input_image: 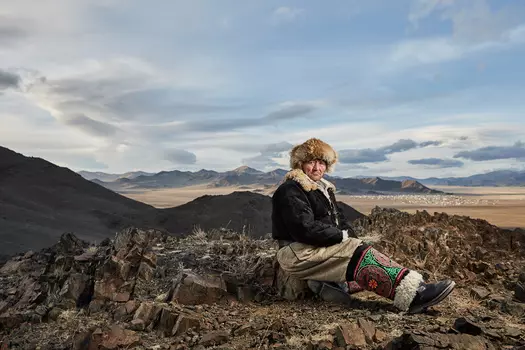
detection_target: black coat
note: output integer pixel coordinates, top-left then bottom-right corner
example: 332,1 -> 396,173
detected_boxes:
272,178 -> 356,247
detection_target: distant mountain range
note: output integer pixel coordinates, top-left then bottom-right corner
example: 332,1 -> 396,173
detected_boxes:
378,169 -> 525,187
79,170 -> 155,182
80,165 -> 441,194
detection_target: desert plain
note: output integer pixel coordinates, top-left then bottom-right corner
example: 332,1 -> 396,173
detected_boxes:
123,185 -> 525,230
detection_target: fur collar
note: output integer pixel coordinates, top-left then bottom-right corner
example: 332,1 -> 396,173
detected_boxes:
284,169 -> 336,192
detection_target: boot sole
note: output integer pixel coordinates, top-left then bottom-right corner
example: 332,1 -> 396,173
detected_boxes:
408,281 -> 456,314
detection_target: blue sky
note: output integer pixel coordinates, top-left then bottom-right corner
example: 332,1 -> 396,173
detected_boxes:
1,0 -> 525,178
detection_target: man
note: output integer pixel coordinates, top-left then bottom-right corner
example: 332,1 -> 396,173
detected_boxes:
272,138 -> 455,313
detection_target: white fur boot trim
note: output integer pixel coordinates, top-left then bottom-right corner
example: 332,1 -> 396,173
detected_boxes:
393,270 -> 424,311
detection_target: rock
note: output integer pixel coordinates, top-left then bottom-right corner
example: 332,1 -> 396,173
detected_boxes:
199,330 -> 230,347
335,323 -> 366,348
234,323 -> 255,336
470,286 -> 490,300
504,327 -> 522,338
47,307 -> 63,321
59,273 -> 92,307
519,269 -> 525,283
453,317 -> 483,336
357,318 -> 376,344
94,228 -> 160,302
129,318 -> 145,331
387,331 -> 494,350
133,301 -> 162,326
0,301 -> 9,314
316,340 -> 333,349
0,311 -> 24,329
157,308 -> 178,336
374,329 -> 387,343
171,273 -> 227,305
155,293 -> 168,303
100,325 -> 141,349
173,312 -> 201,336
0,260 -> 24,274
88,299 -> 105,315
124,300 -> 138,314
514,282 -> 525,303
501,300 -> 525,317
113,305 -> 128,321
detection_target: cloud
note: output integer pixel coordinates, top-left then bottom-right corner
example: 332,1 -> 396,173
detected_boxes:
339,148 -> 388,164
260,141 -> 293,156
63,114 -> 120,138
419,140 -> 442,147
453,141 -> 525,161
408,157 -> 464,168
395,0 -> 525,68
272,7 -> 305,22
265,104 -> 316,121
164,149 -> 197,165
380,139 -> 418,154
241,154 -> 280,169
0,69 -> 20,90
169,102 -> 317,134
338,139 -> 441,164
408,0 -> 453,28
0,23 -> 28,45
241,141 -> 293,169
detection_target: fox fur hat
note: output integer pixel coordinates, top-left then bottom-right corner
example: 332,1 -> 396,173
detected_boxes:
289,138 -> 338,172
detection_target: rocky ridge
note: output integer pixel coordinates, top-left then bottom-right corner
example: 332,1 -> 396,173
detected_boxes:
1,208 -> 525,349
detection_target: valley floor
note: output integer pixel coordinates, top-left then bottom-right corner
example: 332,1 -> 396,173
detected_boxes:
122,185 -> 525,229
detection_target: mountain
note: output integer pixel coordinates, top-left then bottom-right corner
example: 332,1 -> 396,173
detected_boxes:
79,170 -> 154,182
156,191 -> 365,237
0,146 -> 159,257
89,167 -> 439,194
0,146 -> 367,258
380,170 -> 525,187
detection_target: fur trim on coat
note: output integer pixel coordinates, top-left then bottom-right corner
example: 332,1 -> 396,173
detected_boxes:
289,138 -> 338,172
284,169 -> 336,192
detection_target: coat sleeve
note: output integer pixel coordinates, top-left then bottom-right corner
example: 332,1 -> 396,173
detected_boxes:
273,183 -> 343,247
336,203 -> 357,238
328,189 -> 357,238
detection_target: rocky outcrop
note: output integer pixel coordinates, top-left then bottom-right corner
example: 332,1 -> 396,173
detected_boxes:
2,208 -> 525,349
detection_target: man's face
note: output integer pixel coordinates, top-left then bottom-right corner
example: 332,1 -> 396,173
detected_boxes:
302,159 -> 327,181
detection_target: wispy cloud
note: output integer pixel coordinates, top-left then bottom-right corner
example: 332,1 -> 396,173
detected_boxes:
339,139 -> 442,164
164,149 -> 197,165
454,141 -> 525,161
63,114 -> 120,138
242,141 -> 293,169
391,0 -> 525,69
272,7 -> 305,23
0,69 -> 20,90
408,157 -> 464,168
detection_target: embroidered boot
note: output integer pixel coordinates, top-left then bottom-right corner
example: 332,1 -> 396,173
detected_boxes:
346,244 -> 455,313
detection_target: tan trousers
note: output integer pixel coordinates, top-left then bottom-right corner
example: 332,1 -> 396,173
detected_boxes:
276,238 -> 363,282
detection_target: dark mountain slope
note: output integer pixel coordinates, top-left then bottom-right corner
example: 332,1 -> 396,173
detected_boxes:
157,191 -> 365,238
0,146 -> 158,256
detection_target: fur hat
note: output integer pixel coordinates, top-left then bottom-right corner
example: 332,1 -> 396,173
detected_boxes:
289,138 -> 338,172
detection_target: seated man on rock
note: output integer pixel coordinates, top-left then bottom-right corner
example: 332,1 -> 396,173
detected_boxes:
272,138 -> 455,314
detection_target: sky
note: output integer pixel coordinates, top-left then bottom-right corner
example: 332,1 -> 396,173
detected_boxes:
1,0 -> 525,178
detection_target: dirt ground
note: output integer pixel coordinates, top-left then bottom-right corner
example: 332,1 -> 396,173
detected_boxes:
123,185 -> 525,229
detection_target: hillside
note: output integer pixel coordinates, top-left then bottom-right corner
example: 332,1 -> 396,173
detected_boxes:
1,210 -> 524,348
0,146 -> 366,257
156,191 -> 364,237
0,146 -> 159,257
